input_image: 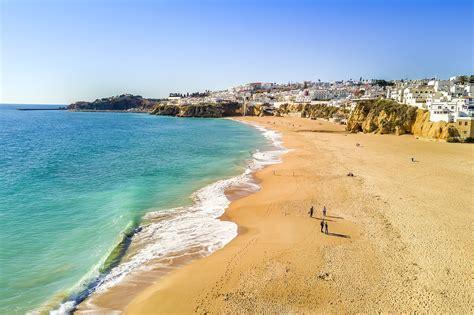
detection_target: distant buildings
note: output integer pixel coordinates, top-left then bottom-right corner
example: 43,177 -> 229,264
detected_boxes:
402,86 -> 434,108
162,75 -> 473,126
386,76 -> 474,123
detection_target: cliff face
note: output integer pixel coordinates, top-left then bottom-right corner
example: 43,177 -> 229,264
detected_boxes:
275,103 -> 346,120
411,110 -> 460,141
150,102 -> 346,119
69,95 -> 157,112
347,99 -> 461,141
347,99 -> 417,135
152,102 -> 243,118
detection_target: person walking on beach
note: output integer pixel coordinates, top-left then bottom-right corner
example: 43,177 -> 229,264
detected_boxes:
323,206 -> 327,217
324,221 -> 329,234
320,220 -> 324,233
309,205 -> 314,218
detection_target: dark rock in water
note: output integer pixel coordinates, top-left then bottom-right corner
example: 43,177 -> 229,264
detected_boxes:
134,226 -> 143,233
68,94 -> 158,112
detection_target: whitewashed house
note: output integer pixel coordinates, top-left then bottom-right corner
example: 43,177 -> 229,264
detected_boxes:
463,84 -> 473,97
309,88 -> 330,100
450,84 -> 465,97
427,92 -> 474,122
402,86 -> 433,108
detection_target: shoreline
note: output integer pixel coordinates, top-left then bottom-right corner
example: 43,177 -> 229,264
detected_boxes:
73,118 -> 287,313
124,116 -> 473,314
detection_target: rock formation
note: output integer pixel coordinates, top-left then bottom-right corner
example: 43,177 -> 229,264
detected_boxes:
151,102 -> 242,118
411,109 -> 460,141
68,94 -> 466,142
275,103 -> 347,120
347,99 -> 417,135
347,99 -> 461,141
69,94 -> 158,112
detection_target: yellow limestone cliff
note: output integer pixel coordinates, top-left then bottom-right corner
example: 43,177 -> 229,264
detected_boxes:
347,99 -> 462,141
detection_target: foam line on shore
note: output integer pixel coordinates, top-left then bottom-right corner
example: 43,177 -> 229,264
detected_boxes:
50,120 -> 287,314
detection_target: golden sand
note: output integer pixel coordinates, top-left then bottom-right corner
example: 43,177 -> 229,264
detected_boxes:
85,117 -> 474,313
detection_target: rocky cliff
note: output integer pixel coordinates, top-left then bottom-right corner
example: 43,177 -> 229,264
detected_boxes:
347,99 -> 461,141
275,103 -> 347,120
69,94 -> 158,112
411,109 -> 460,141
151,102 -> 242,118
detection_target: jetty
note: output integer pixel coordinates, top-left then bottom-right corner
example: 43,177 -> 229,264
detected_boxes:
16,108 -> 66,111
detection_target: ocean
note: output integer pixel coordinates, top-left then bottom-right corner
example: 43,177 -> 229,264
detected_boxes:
0,105 -> 285,314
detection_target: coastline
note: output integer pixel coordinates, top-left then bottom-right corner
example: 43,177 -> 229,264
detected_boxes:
73,118 -> 287,313
123,116 -> 473,314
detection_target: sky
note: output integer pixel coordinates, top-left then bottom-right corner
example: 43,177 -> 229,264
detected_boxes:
1,0 -> 473,104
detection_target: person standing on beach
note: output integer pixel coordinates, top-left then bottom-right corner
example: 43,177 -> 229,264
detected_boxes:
324,221 -> 329,234
320,220 -> 324,233
309,205 -> 314,218
323,206 -> 327,217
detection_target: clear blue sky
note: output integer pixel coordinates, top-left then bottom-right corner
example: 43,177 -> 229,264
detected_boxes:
1,0 -> 473,104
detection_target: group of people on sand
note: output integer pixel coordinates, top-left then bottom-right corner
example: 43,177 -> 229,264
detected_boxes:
308,205 -> 329,234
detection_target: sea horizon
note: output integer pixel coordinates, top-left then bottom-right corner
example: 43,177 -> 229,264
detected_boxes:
1,0 -> 472,312
0,106 -> 284,313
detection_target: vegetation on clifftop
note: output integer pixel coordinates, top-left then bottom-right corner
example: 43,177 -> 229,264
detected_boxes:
69,94 -> 158,111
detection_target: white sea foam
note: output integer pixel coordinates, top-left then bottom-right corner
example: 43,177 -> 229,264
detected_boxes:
49,301 -> 75,315
52,120 -> 287,314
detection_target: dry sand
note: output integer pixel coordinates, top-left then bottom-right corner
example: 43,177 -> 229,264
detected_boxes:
96,117 -> 473,314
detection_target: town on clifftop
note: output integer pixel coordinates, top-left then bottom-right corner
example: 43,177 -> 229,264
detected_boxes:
68,75 -> 474,142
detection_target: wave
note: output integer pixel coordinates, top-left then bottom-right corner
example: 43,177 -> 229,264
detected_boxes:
50,120 -> 287,314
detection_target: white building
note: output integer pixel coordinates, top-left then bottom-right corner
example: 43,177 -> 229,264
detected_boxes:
434,80 -> 451,93
402,86 -> 433,108
427,94 -> 474,122
464,84 -> 473,97
309,89 -> 330,100
450,84 -> 465,97
295,95 -> 312,103
272,101 -> 287,109
386,87 -> 405,103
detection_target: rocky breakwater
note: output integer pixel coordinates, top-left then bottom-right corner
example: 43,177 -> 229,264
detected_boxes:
347,99 -> 462,142
69,94 -> 158,112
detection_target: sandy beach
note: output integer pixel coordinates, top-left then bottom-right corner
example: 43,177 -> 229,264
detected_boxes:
92,116 -> 472,314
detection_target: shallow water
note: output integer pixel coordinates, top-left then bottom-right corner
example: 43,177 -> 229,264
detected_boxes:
0,106 -> 267,314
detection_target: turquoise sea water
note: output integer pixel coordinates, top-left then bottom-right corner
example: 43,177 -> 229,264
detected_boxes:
0,105 -> 265,314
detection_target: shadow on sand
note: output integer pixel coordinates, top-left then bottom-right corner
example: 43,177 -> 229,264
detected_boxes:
326,215 -> 344,219
327,232 -> 351,239
312,217 -> 336,222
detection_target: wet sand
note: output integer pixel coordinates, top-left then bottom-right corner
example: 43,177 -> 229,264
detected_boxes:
99,116 -> 472,313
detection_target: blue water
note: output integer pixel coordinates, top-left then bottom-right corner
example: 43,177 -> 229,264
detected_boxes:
0,105 -> 265,314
